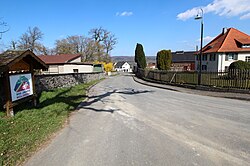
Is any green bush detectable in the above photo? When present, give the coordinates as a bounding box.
[156,50,172,70]
[229,60,250,70]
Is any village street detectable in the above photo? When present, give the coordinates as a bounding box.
[25,75,250,166]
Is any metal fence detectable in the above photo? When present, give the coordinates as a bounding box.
[136,68,250,90]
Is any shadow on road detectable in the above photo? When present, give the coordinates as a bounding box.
[78,88,154,113]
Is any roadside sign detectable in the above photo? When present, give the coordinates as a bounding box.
[9,73,33,102]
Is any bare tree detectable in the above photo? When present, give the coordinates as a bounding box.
[55,38,74,54]
[89,27,117,62]
[103,34,117,62]
[10,40,18,50]
[0,18,10,39]
[18,26,44,54]
[55,35,103,62]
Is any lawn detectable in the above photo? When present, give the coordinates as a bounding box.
[0,80,99,165]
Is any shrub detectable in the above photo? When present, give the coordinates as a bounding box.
[156,50,172,70]
[229,60,250,70]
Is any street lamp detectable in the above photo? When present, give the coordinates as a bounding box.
[195,8,203,85]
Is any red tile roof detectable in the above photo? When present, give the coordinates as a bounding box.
[201,28,250,54]
[38,54,81,64]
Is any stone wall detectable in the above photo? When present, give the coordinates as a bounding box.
[35,72,105,94]
[0,72,104,109]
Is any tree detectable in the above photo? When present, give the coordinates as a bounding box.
[103,33,117,62]
[55,35,104,62]
[18,26,44,54]
[10,40,18,50]
[229,60,250,70]
[0,18,10,39]
[89,27,117,62]
[135,43,147,69]
[156,50,172,70]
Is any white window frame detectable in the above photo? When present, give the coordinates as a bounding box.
[245,56,250,62]
[225,53,238,61]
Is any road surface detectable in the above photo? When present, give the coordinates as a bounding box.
[25,75,250,166]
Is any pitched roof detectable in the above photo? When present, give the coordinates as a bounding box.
[114,61,126,68]
[172,51,195,63]
[0,50,47,72]
[39,54,81,64]
[201,28,250,54]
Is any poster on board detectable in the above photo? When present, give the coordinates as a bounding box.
[9,73,33,102]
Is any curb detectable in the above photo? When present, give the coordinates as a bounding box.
[133,76,250,101]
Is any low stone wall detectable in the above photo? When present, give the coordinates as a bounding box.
[0,72,104,110]
[35,72,105,94]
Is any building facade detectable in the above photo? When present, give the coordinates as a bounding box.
[39,54,94,74]
[195,28,250,72]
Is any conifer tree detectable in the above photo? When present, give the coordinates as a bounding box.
[135,43,147,69]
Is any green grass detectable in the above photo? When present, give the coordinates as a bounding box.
[0,80,99,165]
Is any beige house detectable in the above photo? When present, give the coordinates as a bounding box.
[195,28,250,72]
[39,54,94,74]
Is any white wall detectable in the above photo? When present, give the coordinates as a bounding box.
[219,53,250,72]
[196,52,250,72]
[62,64,93,73]
[44,64,93,74]
[48,65,59,74]
[70,57,81,63]
[115,62,132,72]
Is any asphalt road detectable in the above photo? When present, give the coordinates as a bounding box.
[25,75,250,166]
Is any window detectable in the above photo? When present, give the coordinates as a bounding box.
[202,54,208,61]
[202,65,207,71]
[242,44,250,48]
[246,56,250,62]
[73,69,79,73]
[196,55,200,61]
[225,53,238,61]
[209,54,216,61]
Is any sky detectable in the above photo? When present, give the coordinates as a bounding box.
[0,0,250,56]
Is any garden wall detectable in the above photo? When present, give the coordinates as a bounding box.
[35,72,105,94]
[0,72,105,108]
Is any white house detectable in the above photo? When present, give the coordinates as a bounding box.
[114,61,133,72]
[39,54,94,74]
[195,28,250,72]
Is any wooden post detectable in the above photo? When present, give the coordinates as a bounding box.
[30,63,37,107]
[4,71,14,117]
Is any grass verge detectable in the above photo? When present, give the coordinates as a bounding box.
[0,80,100,165]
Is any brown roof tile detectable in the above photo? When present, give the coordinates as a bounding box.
[201,28,250,54]
[39,54,81,64]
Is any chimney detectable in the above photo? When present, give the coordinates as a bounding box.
[196,45,199,51]
[222,27,228,34]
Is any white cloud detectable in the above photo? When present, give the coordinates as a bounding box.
[177,0,250,20]
[240,12,250,20]
[197,36,215,43]
[116,11,133,17]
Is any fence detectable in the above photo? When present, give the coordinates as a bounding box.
[136,68,250,90]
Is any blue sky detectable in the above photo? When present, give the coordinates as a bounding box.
[0,0,250,56]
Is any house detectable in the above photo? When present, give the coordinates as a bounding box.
[147,62,156,69]
[39,54,94,74]
[114,61,133,72]
[171,51,195,71]
[195,28,250,72]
